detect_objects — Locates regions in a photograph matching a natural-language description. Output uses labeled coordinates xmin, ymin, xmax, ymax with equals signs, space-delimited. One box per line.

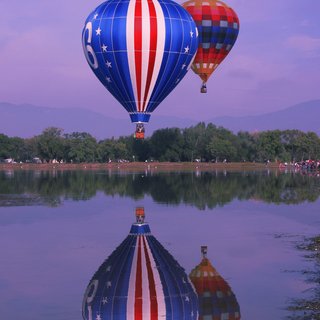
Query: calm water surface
xmin=0 ymin=170 xmax=319 ymax=319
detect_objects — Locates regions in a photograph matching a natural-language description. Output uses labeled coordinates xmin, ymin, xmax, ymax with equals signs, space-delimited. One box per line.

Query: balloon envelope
xmin=182 ymin=0 xmax=239 ymax=87
xmin=82 ymin=0 xmax=198 ymax=123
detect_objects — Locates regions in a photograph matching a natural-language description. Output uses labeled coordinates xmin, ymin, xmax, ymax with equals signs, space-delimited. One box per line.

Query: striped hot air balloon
xmin=189 ymin=246 xmax=241 ymax=319
xmin=82 ymin=0 xmax=198 ymax=138
xmin=82 ymin=208 xmax=198 ymax=319
xmin=182 ymin=0 xmax=240 ymax=93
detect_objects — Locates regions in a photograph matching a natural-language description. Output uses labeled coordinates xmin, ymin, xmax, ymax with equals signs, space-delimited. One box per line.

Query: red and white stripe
xmin=126 ymin=0 xmax=165 ymax=113
xmin=127 ymin=236 xmax=166 ymax=319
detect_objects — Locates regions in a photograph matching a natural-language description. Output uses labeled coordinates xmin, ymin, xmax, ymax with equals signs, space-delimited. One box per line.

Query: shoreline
xmin=0 ymin=162 xmax=280 ymax=172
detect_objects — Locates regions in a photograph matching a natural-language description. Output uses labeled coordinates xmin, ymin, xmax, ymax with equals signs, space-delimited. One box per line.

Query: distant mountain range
xmin=0 ymin=100 xmax=319 ymax=139
xmin=0 ymin=102 xmax=194 ymax=139
xmin=211 ymin=100 xmax=320 ymax=135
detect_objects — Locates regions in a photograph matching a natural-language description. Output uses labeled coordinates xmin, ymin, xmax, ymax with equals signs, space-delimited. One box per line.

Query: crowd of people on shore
xmin=279 ymin=160 xmax=320 ymax=172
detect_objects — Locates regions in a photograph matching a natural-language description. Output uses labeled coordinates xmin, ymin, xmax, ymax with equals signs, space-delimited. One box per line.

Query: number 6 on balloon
xmin=82 ymin=22 xmax=99 ymax=70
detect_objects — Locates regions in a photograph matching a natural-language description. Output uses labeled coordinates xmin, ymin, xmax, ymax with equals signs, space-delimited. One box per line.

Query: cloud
xmin=227 ymin=68 xmax=253 ymax=79
xmin=300 ymin=19 xmax=312 ymax=28
xmin=224 ymin=53 xmax=293 ymax=84
xmin=285 ymin=35 xmax=320 ymax=55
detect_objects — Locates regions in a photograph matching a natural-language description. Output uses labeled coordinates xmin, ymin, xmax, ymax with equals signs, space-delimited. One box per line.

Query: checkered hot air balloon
xmin=82 ymin=0 xmax=198 ymax=138
xmin=182 ymin=0 xmax=240 ymax=93
xmin=82 ymin=208 xmax=199 ymax=320
xmin=189 ymin=246 xmax=241 ymax=319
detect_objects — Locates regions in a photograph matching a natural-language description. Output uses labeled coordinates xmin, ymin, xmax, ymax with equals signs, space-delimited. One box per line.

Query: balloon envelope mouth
xmin=130 ymin=113 xmax=151 ymax=123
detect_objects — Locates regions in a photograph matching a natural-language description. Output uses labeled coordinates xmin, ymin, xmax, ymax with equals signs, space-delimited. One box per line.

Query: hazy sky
xmin=1 ymin=0 xmax=320 ymax=121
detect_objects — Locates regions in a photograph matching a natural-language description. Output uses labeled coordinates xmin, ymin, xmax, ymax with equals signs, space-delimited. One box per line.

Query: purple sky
xmin=1 ymin=0 xmax=320 ymax=120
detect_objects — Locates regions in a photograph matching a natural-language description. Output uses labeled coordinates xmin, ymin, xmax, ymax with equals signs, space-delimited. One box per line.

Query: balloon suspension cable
xmin=201 ymin=82 xmax=207 ymax=93
xmin=201 ymin=245 xmax=208 ymax=259
xmin=136 ymin=123 xmax=145 ymax=133
xmin=135 ymin=207 xmax=145 ymax=224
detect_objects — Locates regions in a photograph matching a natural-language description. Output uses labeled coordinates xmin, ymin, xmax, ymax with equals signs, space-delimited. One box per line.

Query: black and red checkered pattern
xmin=182 ymin=0 xmax=240 ymax=84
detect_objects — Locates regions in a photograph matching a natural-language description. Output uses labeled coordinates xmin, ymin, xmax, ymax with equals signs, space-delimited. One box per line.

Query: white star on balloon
xmin=185 ymin=296 xmax=190 ymax=302
xmin=107 ymin=281 xmax=112 ymax=288
xmin=106 ymin=61 xmax=112 ymax=68
xmin=190 ymin=31 xmax=194 ymax=38
xmin=175 ymin=78 xmax=180 ymax=84
xmin=94 ymin=13 xmax=99 ymax=19
xmin=106 ymin=77 xmax=111 ymax=83
xmin=181 ymin=64 xmax=186 ymax=69
xmin=184 ymin=46 xmax=189 ymax=53
xmin=96 ymin=315 xmax=102 ymax=320
xmin=102 ymin=297 xmax=108 ymax=304
xmin=96 ymin=27 xmax=102 ymax=36
xmin=106 ymin=265 xmax=111 ymax=272
xmin=102 ymin=44 xmax=108 ymax=52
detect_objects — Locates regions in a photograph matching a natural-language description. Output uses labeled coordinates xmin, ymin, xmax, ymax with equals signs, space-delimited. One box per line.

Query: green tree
xmin=7 ymin=137 xmax=27 ymax=162
xmin=277 ymin=130 xmax=320 ymax=162
xmin=256 ymin=130 xmax=285 ymax=162
xmin=204 ymin=126 xmax=238 ymax=162
xmin=98 ymin=138 xmax=129 ymax=162
xmin=150 ymin=128 xmax=184 ymax=161
xmin=206 ymin=137 xmax=237 ymax=161
xmin=0 ymin=134 xmax=12 ymax=159
xmin=64 ymin=132 xmax=98 ymax=163
xmin=123 ymin=136 xmax=150 ymax=162
xmin=237 ymin=131 xmax=258 ymax=162
xmin=0 ymin=135 xmax=29 ymax=162
xmin=37 ymin=127 xmax=64 ymax=162
xmin=296 ymin=132 xmax=320 ymax=160
xmin=24 ymin=137 xmax=40 ymax=161
xmin=182 ymin=123 xmax=206 ymax=161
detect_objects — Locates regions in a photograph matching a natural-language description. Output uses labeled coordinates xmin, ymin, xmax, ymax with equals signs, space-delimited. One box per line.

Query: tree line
xmin=0 ymin=123 xmax=319 ymax=163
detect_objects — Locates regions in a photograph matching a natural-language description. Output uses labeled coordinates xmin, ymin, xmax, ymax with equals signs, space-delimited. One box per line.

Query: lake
xmin=0 ymin=169 xmax=319 ymax=319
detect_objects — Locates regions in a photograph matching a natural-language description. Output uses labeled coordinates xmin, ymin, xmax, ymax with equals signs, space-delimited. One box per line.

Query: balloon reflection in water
xmin=190 ymin=246 xmax=241 ymax=319
xmin=82 ymin=208 xmax=198 ymax=319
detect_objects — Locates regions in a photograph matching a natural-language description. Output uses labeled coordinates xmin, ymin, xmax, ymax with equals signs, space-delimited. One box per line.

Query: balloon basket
xmin=201 ymin=83 xmax=207 ymax=93
xmin=134 ymin=132 xmax=145 ymax=139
